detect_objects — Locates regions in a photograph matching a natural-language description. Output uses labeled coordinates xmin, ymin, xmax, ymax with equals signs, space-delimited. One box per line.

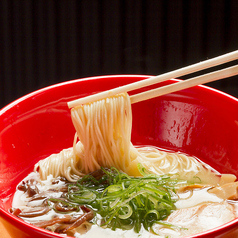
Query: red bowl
xmin=1 ymin=75 xmax=238 ymax=238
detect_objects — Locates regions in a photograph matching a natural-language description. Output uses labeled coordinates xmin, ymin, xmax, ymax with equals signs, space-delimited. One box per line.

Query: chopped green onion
xmin=65 ymin=165 xmax=191 ymax=233
xmin=118 ymin=204 xmax=133 ymax=219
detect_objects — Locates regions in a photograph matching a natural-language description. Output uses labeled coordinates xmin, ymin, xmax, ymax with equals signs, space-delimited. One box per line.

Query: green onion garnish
xmin=66 ymin=164 xmax=190 ymax=233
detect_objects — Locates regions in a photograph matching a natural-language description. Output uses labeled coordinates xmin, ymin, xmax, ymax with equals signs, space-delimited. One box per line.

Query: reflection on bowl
xmin=1 ymin=75 xmax=238 ymax=238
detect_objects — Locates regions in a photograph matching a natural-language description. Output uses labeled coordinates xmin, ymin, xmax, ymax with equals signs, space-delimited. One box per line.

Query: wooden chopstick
xmin=67 ymin=50 xmax=238 ymax=108
xmin=130 ymin=64 xmax=238 ymax=104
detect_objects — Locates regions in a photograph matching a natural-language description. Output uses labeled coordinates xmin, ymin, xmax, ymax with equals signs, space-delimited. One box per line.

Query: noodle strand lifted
xmin=35 ymin=92 xmax=225 ymax=185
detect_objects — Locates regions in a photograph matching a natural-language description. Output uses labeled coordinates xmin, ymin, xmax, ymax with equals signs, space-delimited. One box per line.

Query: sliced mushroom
xmin=62 ymin=209 xmax=94 ymax=232
xmin=18 ymin=207 xmax=50 ymax=218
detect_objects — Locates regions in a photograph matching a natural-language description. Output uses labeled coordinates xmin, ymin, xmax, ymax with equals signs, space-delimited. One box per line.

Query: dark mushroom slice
xmin=62 ymin=209 xmax=94 ymax=233
xmin=18 ymin=207 xmax=50 ymax=218
xmin=33 ymin=215 xmax=73 ymax=228
xmin=17 ymin=179 xmax=39 ymax=197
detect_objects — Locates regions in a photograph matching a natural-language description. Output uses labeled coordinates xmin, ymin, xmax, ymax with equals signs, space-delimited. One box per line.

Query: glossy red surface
xmin=0 ymin=75 xmax=238 ymax=238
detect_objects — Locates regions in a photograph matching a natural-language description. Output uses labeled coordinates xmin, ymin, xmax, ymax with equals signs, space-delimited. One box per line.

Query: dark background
xmin=1 ymin=0 xmax=238 ymax=109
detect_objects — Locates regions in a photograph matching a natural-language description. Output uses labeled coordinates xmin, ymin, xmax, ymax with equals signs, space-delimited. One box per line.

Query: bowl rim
xmin=1 ymin=74 xmax=238 ymax=113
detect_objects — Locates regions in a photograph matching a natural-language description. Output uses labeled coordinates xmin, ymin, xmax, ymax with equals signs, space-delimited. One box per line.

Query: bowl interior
xmin=1 ymin=75 xmax=238 ymax=237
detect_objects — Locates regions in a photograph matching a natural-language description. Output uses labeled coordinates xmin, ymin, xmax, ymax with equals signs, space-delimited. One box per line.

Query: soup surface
xmin=11 ymin=147 xmax=238 ymax=238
